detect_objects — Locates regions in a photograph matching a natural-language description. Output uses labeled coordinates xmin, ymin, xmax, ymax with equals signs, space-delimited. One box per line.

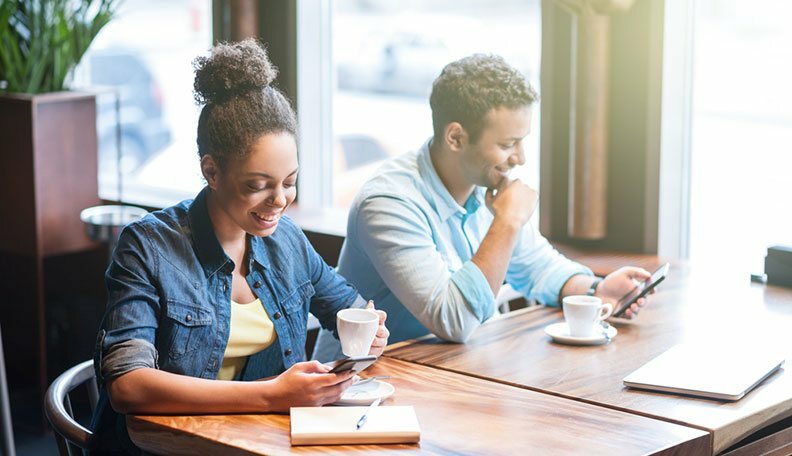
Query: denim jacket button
xmin=284 ymin=348 xmax=292 ymax=356
xmin=186 ymin=314 xmax=192 ymax=322
xmin=253 ymin=281 xmax=262 ymax=288
xmin=273 ymin=312 xmax=281 ymax=320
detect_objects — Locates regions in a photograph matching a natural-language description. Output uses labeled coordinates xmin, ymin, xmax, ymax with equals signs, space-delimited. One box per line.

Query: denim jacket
xmin=91 ymin=187 xmax=364 ymax=452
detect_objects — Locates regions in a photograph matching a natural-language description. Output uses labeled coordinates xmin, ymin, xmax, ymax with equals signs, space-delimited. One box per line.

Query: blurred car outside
xmin=89 ymin=48 xmax=172 ymax=175
xmin=333 ymin=133 xmax=397 ymax=207
xmin=335 ymin=13 xmax=533 ymax=99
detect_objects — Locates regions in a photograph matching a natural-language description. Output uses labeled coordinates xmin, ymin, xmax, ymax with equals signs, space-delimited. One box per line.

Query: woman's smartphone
xmin=326 ymin=355 xmax=378 ymax=374
xmin=612 ymin=263 xmax=670 ymax=317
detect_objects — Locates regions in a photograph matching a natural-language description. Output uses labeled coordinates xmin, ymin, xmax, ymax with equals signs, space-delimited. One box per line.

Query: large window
xmin=689 ymin=0 xmax=792 ymax=273
xmin=76 ymin=0 xmax=211 ymax=208
xmin=329 ymin=0 xmax=542 ymax=208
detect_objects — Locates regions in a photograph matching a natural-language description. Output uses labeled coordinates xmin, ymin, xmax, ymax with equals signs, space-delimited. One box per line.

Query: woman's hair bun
xmin=193 ymin=38 xmax=277 ymax=105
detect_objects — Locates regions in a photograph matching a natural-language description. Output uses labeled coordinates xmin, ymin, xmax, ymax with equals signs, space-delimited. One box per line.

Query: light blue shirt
xmin=314 ymin=140 xmax=591 ymax=359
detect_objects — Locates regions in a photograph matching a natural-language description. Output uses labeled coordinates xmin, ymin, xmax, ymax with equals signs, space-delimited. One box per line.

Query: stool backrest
xmin=44 ymin=360 xmax=98 ymax=456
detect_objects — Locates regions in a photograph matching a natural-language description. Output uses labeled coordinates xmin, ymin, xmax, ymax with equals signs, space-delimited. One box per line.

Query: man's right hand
xmin=264 ymin=360 xmax=354 ymax=412
xmin=485 ymin=178 xmax=539 ymax=227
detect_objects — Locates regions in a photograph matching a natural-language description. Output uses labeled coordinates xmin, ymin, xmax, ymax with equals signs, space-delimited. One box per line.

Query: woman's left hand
xmin=365 ymin=300 xmax=389 ymax=356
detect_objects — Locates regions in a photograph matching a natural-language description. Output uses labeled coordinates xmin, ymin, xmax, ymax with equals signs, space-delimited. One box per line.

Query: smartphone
xmin=612 ymin=263 xmax=670 ymax=317
xmin=326 ymin=355 xmax=378 ymax=374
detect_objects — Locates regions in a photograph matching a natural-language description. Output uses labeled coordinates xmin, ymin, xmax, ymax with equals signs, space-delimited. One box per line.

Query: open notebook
xmin=290 ymin=406 xmax=421 ymax=446
xmin=623 ymin=344 xmax=785 ymax=401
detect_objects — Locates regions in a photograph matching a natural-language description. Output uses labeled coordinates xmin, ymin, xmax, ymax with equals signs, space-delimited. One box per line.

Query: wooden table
xmin=386 ymin=265 xmax=792 ymax=454
xmin=128 ymin=357 xmax=708 ymax=455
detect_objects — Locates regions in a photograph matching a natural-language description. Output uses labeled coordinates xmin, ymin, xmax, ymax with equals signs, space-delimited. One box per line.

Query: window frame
xmin=295 ymin=0 xmax=334 ymax=209
xmin=657 ymin=0 xmax=695 ymax=259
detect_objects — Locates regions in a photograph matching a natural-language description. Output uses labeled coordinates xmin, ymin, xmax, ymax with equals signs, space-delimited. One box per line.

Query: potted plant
xmin=0 ymin=0 xmax=120 ymax=253
xmin=0 ymin=0 xmax=119 ymax=428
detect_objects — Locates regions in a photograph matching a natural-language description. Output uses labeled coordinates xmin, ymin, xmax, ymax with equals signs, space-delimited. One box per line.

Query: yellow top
xmin=217 ymin=298 xmax=277 ymax=381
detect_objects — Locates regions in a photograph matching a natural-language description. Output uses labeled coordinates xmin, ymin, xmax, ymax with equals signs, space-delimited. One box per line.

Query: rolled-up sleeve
xmin=355 ymin=196 xmax=491 ymax=343
xmin=100 ymin=339 xmax=159 ymax=383
xmin=450 ymin=261 xmax=496 ymax=322
xmin=506 ymin=223 xmax=593 ymax=306
xmin=95 ymin=223 xmax=161 ymax=384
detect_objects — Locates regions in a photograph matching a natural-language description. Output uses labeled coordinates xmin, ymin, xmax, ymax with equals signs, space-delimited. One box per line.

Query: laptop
xmin=623 ymin=344 xmax=785 ymax=401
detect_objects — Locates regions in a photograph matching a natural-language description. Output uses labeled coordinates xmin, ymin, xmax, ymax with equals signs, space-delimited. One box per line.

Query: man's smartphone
xmin=326 ymin=356 xmax=378 ymax=374
xmin=612 ymin=263 xmax=670 ymax=317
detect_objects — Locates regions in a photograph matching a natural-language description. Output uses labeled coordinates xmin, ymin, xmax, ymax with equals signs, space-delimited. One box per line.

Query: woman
xmin=91 ymin=39 xmax=389 ymax=452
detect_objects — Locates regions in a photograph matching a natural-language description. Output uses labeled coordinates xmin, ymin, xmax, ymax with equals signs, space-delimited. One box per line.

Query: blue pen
xmin=355 ymin=397 xmax=382 ymax=430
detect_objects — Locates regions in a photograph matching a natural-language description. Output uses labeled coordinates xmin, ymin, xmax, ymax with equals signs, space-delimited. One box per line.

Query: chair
xmin=44 ymin=360 xmax=98 ymax=455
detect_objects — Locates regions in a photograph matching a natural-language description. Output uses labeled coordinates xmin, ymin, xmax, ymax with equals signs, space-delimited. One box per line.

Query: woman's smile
xmin=251 ymin=210 xmax=282 ymax=229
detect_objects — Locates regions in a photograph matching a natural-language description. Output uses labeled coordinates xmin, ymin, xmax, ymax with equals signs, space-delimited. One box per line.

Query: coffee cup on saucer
xmin=562 ymin=295 xmax=613 ymax=338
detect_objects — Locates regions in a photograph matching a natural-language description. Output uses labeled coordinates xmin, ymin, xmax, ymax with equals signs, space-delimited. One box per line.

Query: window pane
xmin=76 ymin=0 xmax=212 ymax=208
xmin=690 ymin=0 xmax=792 ymax=273
xmin=332 ymin=0 xmax=542 ymax=208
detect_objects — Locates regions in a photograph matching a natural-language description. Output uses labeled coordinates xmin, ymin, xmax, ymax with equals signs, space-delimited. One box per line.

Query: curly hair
xmin=193 ymin=39 xmax=297 ymax=169
xmin=429 ymin=54 xmax=538 ymax=144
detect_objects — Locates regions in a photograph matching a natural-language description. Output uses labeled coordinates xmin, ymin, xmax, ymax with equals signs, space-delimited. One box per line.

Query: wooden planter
xmin=0 ymin=91 xmax=101 ymax=427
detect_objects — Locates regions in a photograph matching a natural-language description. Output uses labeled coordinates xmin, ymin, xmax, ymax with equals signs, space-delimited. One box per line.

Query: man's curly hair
xmin=429 ymin=54 xmax=538 ymax=144
xmin=193 ymin=39 xmax=297 ymax=169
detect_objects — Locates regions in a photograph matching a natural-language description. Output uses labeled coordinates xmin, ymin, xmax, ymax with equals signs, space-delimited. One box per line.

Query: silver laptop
xmin=623 ymin=344 xmax=785 ymax=401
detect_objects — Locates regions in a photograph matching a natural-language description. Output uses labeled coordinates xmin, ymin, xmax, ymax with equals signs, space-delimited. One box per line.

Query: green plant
xmin=0 ymin=0 xmax=119 ymax=94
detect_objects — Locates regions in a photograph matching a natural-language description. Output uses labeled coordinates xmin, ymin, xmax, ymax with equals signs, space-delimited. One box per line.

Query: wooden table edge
xmin=384 ymin=352 xmax=718 ymax=453
xmin=383 ymin=305 xmax=544 ymax=354
xmin=127 ymin=414 xmax=260 ymax=456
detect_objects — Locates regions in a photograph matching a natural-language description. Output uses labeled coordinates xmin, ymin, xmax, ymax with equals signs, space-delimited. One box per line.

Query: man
xmin=315 ymin=54 xmax=650 ymax=359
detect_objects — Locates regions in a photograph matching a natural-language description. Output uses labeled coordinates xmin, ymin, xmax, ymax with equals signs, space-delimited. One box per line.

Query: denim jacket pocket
xmin=279 ymin=281 xmax=315 ymax=316
xmin=163 ymin=300 xmax=213 ymax=359
xmin=279 ymin=281 xmax=314 ymax=358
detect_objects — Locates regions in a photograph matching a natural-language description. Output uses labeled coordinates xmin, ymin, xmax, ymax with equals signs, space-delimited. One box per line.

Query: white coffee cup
xmin=337 ymin=308 xmax=379 ymax=357
xmin=562 ymin=295 xmax=613 ymax=337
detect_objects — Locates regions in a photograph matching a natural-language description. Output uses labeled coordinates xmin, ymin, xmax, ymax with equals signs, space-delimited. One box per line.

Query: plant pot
xmin=0 ymin=91 xmax=101 ymax=428
xmin=0 ymin=91 xmax=100 ymax=256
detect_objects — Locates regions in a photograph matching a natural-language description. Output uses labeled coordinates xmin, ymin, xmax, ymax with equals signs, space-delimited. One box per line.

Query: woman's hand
xmin=365 ymin=300 xmax=389 ymax=357
xmin=264 ymin=361 xmax=354 ymax=412
xmin=597 ymin=267 xmax=653 ymax=319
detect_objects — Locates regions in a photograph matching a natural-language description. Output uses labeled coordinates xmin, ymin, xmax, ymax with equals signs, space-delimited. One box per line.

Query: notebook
xmin=290 ymin=406 xmax=421 ymax=446
xmin=623 ymin=344 xmax=785 ymax=401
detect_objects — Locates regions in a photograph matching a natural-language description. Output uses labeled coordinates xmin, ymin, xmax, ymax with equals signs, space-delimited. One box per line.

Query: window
xmin=298 ymin=0 xmax=543 ymax=209
xmin=688 ymin=0 xmax=792 ymax=273
xmin=75 ymin=0 xmax=212 ymax=208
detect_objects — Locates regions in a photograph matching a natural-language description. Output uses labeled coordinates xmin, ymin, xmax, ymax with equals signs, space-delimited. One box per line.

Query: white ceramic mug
xmin=562 ymin=295 xmax=613 ymax=337
xmin=337 ymin=308 xmax=379 ymax=357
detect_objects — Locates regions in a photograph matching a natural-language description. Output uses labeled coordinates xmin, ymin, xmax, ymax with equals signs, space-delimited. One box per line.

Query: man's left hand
xmin=365 ymin=300 xmax=390 ymax=356
xmin=596 ymin=267 xmax=653 ymax=319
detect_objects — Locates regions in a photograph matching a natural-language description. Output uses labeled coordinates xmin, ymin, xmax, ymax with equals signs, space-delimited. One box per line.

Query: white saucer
xmin=544 ymin=322 xmax=617 ymax=346
xmin=333 ymin=380 xmax=395 ymax=406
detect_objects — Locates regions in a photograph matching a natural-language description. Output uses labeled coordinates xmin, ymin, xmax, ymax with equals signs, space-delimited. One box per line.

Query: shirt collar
xmin=417 ymin=139 xmax=486 ymax=222
xmin=187 ymin=187 xmax=272 ymax=278
xmin=188 ymin=187 xmax=230 ymax=278
xmin=247 ymin=235 xmax=272 ymax=271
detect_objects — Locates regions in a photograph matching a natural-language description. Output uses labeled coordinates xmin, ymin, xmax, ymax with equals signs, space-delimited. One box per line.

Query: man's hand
xmin=485 ymin=179 xmax=539 ymax=227
xmin=365 ymin=300 xmax=389 ymax=356
xmin=596 ymin=267 xmax=653 ymax=319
